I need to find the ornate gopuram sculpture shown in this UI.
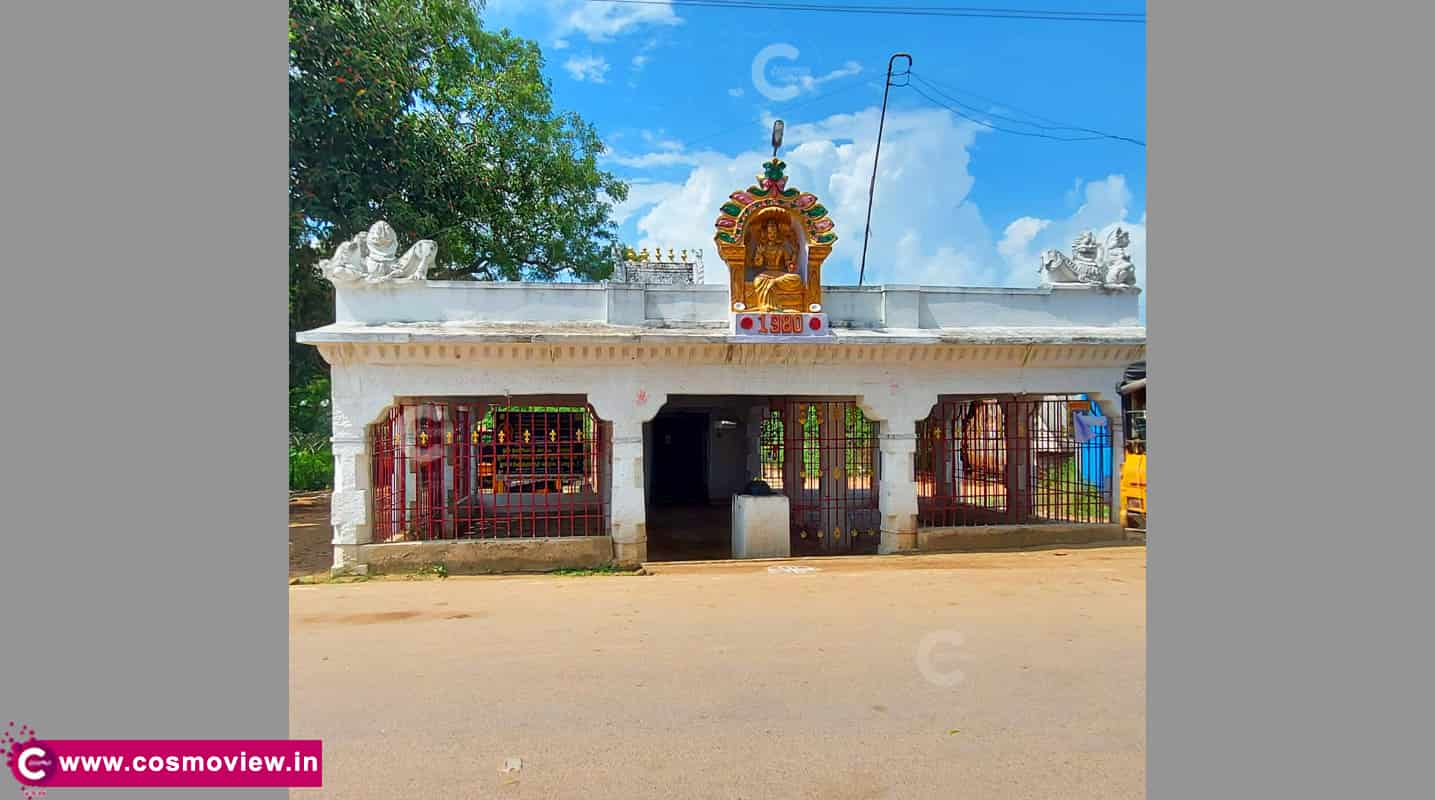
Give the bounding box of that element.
[713,135,838,338]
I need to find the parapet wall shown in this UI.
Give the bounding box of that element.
[334,281,1141,330]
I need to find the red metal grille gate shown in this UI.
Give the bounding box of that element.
[915,395,1112,527]
[369,400,608,542]
[759,399,880,555]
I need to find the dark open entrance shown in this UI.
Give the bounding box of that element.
[644,399,748,561]
[643,396,882,561]
[650,412,708,505]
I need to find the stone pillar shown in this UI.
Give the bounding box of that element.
[329,435,371,575]
[591,388,664,567]
[878,429,919,554]
[323,375,389,576]
[608,419,648,566]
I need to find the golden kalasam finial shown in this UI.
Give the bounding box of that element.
[680,249,689,262]
[637,247,649,262]
[667,248,676,262]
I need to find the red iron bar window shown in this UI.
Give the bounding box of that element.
[915,395,1113,528]
[369,400,609,542]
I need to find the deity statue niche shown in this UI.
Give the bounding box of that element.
[745,212,806,312]
[713,157,837,313]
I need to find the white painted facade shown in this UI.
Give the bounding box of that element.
[299,278,1144,573]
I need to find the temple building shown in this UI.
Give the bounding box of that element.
[298,152,1146,574]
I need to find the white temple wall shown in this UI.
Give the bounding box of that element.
[321,342,1133,572]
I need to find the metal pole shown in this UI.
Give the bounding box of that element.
[858,53,912,287]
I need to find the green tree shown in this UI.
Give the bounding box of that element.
[289,0,628,384]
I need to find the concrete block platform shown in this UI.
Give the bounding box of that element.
[731,495,791,559]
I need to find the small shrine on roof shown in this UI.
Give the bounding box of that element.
[714,155,835,314]
[712,124,837,338]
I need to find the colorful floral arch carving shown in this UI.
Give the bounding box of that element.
[713,158,837,313]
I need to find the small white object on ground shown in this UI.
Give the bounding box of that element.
[500,757,522,773]
[767,565,820,574]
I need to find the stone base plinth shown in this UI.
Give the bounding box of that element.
[731,495,791,559]
[359,537,614,574]
[918,524,1127,552]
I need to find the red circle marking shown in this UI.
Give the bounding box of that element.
[739,317,754,330]
[809,316,822,330]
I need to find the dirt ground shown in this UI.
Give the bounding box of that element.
[290,536,1146,798]
[289,492,334,578]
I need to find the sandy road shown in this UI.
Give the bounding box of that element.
[290,545,1145,799]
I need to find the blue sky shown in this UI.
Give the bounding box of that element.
[482,0,1146,303]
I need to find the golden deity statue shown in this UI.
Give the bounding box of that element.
[748,218,806,312]
[713,124,838,316]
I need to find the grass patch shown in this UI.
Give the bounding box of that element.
[289,573,371,586]
[290,563,644,585]
[289,563,448,586]
[417,562,449,579]
[548,563,643,577]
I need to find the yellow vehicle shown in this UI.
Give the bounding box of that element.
[1118,362,1147,531]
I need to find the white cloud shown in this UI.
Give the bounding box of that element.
[784,60,863,94]
[640,130,679,147]
[608,133,698,167]
[609,150,704,168]
[628,39,660,78]
[609,180,684,227]
[551,38,570,50]
[485,0,681,43]
[549,0,680,42]
[728,87,744,98]
[563,54,610,83]
[998,217,1050,263]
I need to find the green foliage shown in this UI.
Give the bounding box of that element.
[289,0,628,384]
[418,563,449,579]
[290,373,333,490]
[290,374,332,438]
[290,446,333,492]
[1036,458,1111,522]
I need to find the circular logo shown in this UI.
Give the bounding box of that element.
[11,741,57,786]
[915,630,968,688]
[751,44,801,102]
